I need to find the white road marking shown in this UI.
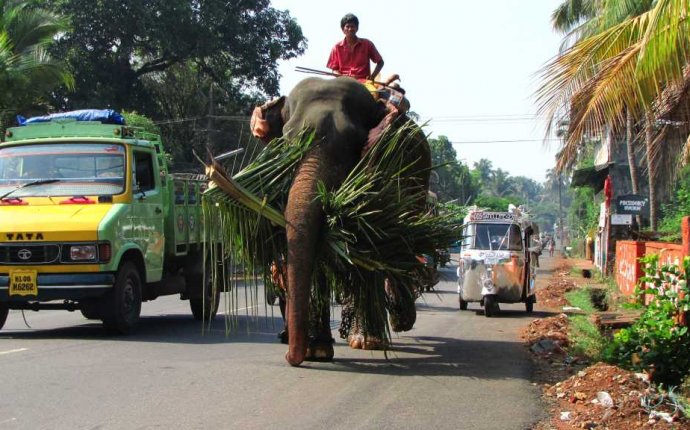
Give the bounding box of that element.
[218,305,261,314]
[0,348,28,356]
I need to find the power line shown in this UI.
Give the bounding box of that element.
[450,138,561,144]
[427,116,548,123]
[155,113,557,125]
[152,116,563,144]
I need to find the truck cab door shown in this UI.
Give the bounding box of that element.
[131,149,165,282]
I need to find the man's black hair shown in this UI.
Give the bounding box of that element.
[340,13,359,29]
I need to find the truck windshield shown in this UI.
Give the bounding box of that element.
[472,223,523,251]
[0,143,125,197]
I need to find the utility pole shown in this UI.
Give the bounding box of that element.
[558,173,563,248]
[206,82,215,157]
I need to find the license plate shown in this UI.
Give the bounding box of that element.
[9,270,38,296]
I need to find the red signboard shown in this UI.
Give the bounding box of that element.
[615,241,645,297]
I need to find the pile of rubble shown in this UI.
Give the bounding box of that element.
[523,313,570,356]
[543,363,687,428]
[526,258,688,428]
[537,271,578,309]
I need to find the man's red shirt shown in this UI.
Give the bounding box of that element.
[327,38,382,80]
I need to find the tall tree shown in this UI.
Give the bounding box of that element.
[471,158,494,190]
[428,135,478,203]
[0,0,72,129]
[539,0,690,229]
[485,168,514,198]
[41,0,306,113]
[511,176,543,206]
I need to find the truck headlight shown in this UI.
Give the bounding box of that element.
[70,245,97,261]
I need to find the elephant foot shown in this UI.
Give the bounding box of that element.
[305,340,334,362]
[347,333,389,350]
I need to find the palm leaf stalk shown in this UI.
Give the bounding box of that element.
[201,132,312,325]
[202,123,461,343]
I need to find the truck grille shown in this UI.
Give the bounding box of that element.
[0,244,60,264]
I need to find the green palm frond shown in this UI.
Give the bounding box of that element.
[202,122,461,341]
[0,1,73,128]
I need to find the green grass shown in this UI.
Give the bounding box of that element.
[565,288,607,360]
[568,267,583,277]
[565,288,597,313]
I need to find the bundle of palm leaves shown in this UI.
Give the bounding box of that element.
[202,123,461,340]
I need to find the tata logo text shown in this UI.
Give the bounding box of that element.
[5,233,44,241]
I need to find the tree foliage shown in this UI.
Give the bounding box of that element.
[0,0,72,129]
[40,0,306,113]
[539,0,690,172]
[428,135,477,203]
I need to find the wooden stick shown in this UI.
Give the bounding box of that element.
[294,66,395,88]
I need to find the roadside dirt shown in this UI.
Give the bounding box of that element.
[524,255,688,429]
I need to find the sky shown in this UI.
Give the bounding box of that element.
[270,0,564,183]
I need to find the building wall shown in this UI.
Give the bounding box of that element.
[615,217,690,301]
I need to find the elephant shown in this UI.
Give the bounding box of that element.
[250,76,431,366]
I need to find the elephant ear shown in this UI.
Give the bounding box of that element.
[250,106,270,141]
[250,96,287,143]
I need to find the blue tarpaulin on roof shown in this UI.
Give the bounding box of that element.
[17,109,125,126]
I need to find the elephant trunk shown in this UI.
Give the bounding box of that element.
[284,154,325,366]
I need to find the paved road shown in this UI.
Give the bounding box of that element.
[0,260,554,430]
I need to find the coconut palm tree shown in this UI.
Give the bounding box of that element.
[0,0,73,130]
[539,0,690,229]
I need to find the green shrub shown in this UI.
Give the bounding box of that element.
[472,195,515,212]
[122,111,160,135]
[604,255,690,386]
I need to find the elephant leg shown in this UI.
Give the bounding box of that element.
[386,278,417,333]
[345,280,389,351]
[347,323,388,350]
[305,272,334,361]
[277,293,288,344]
[271,261,289,344]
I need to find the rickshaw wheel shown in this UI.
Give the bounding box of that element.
[484,295,497,317]
[458,297,468,310]
[525,297,534,313]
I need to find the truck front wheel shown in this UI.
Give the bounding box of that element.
[80,299,101,320]
[0,302,8,330]
[101,262,142,334]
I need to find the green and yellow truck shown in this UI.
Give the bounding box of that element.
[0,110,221,334]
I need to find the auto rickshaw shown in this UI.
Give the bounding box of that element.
[456,206,540,317]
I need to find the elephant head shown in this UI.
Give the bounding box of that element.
[252,77,430,366]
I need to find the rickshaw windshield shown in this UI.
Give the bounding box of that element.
[0,143,126,197]
[472,223,523,251]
